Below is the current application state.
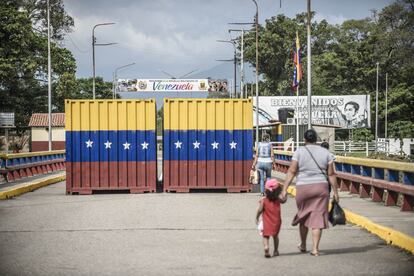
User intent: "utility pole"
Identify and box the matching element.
[92,23,116,99]
[217,40,237,98]
[47,0,52,151]
[307,0,312,129]
[228,29,245,98]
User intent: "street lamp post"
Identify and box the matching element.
[92,23,116,99]
[217,40,237,98]
[47,0,52,151]
[252,0,259,144]
[113,62,136,99]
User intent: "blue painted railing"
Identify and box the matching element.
[273,150,414,211]
[0,150,65,182]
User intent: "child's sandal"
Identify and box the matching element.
[273,251,279,257]
[264,249,271,258]
[298,244,307,253]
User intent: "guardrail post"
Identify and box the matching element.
[372,168,385,202]
[388,170,399,183]
[374,168,384,180]
[335,162,342,172]
[349,165,361,194]
[343,164,351,173]
[360,164,372,198]
[362,166,372,177]
[403,172,413,185]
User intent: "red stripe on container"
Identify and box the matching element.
[128,162,137,188]
[66,162,72,194]
[164,160,251,192]
[99,161,109,188]
[179,160,188,188]
[66,161,156,194]
[109,162,119,188]
[119,160,128,188]
[81,161,91,189]
[91,162,100,188]
[225,161,235,188]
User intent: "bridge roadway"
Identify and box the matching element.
[0,180,413,276]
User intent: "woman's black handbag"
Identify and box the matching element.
[329,200,346,226]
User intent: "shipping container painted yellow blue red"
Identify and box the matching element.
[65,100,157,194]
[163,99,253,192]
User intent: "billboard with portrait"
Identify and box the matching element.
[208,79,228,92]
[253,95,370,129]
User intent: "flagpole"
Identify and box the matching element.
[307,0,312,130]
[294,31,301,150]
[296,85,300,150]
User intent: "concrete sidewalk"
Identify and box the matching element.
[273,171,414,253]
[0,171,65,199]
[0,182,413,276]
[1,170,413,254]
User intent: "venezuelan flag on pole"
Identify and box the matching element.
[293,31,302,89]
[163,99,253,192]
[65,100,157,194]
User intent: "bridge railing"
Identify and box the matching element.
[0,150,65,182]
[273,150,414,211]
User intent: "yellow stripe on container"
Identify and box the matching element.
[164,99,253,130]
[65,100,156,131]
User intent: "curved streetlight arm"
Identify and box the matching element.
[251,0,258,16]
[217,39,236,49]
[113,62,136,98]
[93,22,116,33]
[92,22,116,99]
[115,62,136,74]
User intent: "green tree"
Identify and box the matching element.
[0,0,76,127]
[240,0,413,140]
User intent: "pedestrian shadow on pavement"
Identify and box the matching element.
[320,243,384,255]
[280,242,383,256]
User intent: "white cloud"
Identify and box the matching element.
[61,0,390,80]
[314,13,348,25]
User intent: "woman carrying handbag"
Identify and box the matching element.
[280,129,339,256]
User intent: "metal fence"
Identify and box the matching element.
[333,141,389,156]
[270,140,391,157]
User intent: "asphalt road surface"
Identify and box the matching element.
[0,182,413,276]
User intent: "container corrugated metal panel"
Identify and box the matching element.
[65,100,157,194]
[163,99,253,192]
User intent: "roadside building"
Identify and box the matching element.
[28,113,65,151]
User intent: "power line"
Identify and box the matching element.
[66,33,90,53]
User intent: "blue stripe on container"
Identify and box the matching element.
[66,130,156,162]
[164,130,253,161]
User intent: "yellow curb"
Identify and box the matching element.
[285,186,414,255]
[344,208,414,255]
[0,173,66,200]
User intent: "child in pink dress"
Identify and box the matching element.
[255,179,283,258]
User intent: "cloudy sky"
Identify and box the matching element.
[62,0,393,82]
